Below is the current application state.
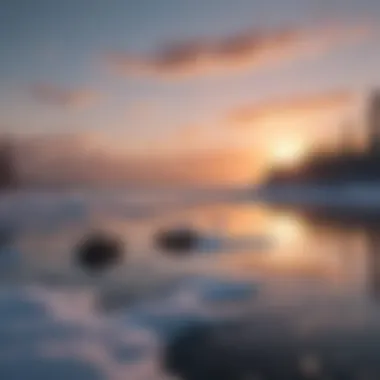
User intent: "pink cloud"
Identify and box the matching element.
[227,89,355,127]
[31,84,100,108]
[107,22,371,79]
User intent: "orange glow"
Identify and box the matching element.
[271,139,308,169]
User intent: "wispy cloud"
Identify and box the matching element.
[31,84,100,108]
[227,89,355,127]
[107,22,371,79]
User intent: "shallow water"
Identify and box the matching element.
[0,188,380,379]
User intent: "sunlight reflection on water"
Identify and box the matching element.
[1,190,380,379]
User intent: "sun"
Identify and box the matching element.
[271,140,307,168]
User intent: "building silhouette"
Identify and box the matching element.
[265,89,380,186]
[0,139,15,190]
[340,118,356,154]
[367,90,380,154]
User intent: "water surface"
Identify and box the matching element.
[0,189,379,379]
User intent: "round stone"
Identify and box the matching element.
[75,231,124,273]
[155,228,200,254]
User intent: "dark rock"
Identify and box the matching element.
[155,228,200,254]
[164,323,305,380]
[164,319,380,380]
[75,231,124,273]
[164,324,255,380]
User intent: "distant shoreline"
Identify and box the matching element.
[256,183,380,209]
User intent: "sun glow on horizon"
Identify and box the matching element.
[270,139,308,169]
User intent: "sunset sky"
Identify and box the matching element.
[1,0,380,185]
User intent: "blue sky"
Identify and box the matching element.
[1,0,380,183]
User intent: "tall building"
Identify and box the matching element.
[339,119,355,154]
[0,139,15,190]
[367,91,380,154]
